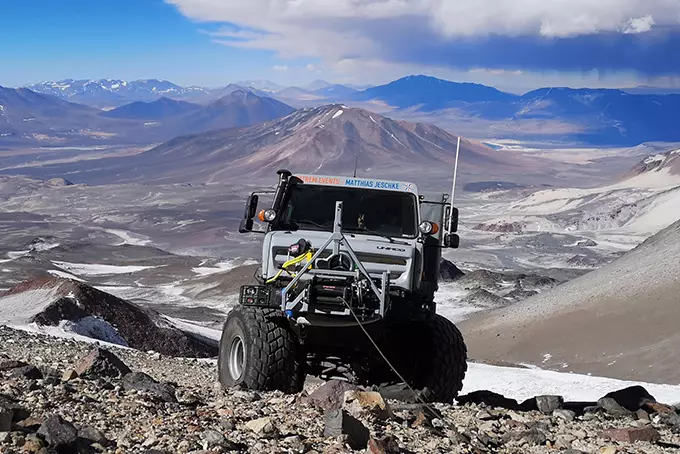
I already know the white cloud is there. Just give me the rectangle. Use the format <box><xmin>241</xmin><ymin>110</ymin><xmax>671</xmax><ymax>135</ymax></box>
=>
<box><xmin>272</xmin><ymin>64</ymin><xmax>289</xmax><ymax>71</ymax></box>
<box><xmin>168</xmin><ymin>0</ymin><xmax>680</xmax><ymax>79</ymax></box>
<box><xmin>623</xmin><ymin>15</ymin><xmax>656</xmax><ymax>34</ymax></box>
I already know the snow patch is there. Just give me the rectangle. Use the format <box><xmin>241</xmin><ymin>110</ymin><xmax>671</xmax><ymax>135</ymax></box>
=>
<box><xmin>332</xmin><ymin>109</ymin><xmax>344</xmax><ymax>119</ymax></box>
<box><xmin>60</xmin><ymin>317</ymin><xmax>128</xmax><ymax>346</ymax></box>
<box><xmin>52</xmin><ymin>261</ymin><xmax>158</xmax><ymax>276</ymax></box>
<box><xmin>161</xmin><ymin>315</ymin><xmax>221</xmax><ymax>342</ymax></box>
<box><xmin>463</xmin><ymin>362</ymin><xmax>680</xmax><ymax>405</ymax></box>
<box><xmin>0</xmin><ymin>287</ymin><xmax>61</xmax><ymax>325</ymax></box>
<box><xmin>105</xmin><ymin>229</ymin><xmax>152</xmax><ymax>246</ymax></box>
<box><xmin>192</xmin><ymin>258</ymin><xmax>258</xmax><ymax>276</ymax></box>
<box><xmin>644</xmin><ymin>154</ymin><xmax>666</xmax><ymax>165</ymax></box>
<box><xmin>47</xmin><ymin>270</ymin><xmax>86</xmax><ymax>282</ymax></box>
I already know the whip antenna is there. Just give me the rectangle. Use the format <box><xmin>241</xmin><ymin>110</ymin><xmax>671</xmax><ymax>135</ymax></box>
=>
<box><xmin>353</xmin><ymin>154</ymin><xmax>359</xmax><ymax>178</ymax></box>
<box><xmin>449</xmin><ymin>136</ymin><xmax>461</xmax><ymax>231</ymax></box>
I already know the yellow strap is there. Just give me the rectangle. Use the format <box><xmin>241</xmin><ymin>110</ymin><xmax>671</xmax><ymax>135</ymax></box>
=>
<box><xmin>266</xmin><ymin>250</ymin><xmax>314</xmax><ymax>284</ymax></box>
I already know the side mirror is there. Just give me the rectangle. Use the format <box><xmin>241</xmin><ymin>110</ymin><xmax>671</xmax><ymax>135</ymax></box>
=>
<box><xmin>239</xmin><ymin>218</ymin><xmax>254</xmax><ymax>233</ymax></box>
<box><xmin>449</xmin><ymin>207</ymin><xmax>459</xmax><ymax>232</ymax></box>
<box><xmin>245</xmin><ymin>194</ymin><xmax>259</xmax><ymax>219</ymax></box>
<box><xmin>443</xmin><ymin>233</ymin><xmax>460</xmax><ymax>249</ymax></box>
<box><xmin>444</xmin><ymin>206</ymin><xmax>459</xmax><ymax>233</ymax></box>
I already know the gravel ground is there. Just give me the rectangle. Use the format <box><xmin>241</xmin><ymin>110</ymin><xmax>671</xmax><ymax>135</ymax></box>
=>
<box><xmin>2</xmin><ymin>326</ymin><xmax>680</xmax><ymax>453</ymax></box>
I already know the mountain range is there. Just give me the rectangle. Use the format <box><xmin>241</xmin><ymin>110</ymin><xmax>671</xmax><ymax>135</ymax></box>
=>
<box><xmin>0</xmin><ymin>104</ymin><xmax>534</xmax><ymax>185</ymax></box>
<box><xmin>14</xmin><ymin>75</ymin><xmax>680</xmax><ymax>146</ymax></box>
<box><xmin>0</xmin><ymin>86</ymin><xmax>296</xmax><ymax>146</ymax></box>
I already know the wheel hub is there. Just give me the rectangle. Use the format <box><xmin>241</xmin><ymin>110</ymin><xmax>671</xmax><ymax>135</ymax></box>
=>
<box><xmin>228</xmin><ymin>335</ymin><xmax>245</xmax><ymax>380</ymax></box>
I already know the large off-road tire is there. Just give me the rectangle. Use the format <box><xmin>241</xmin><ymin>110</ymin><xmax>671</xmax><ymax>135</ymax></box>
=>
<box><xmin>377</xmin><ymin>314</ymin><xmax>468</xmax><ymax>403</ymax></box>
<box><xmin>218</xmin><ymin>306</ymin><xmax>304</xmax><ymax>393</ymax></box>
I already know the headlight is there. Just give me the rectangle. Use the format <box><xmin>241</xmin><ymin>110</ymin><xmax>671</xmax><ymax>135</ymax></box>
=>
<box><xmin>264</xmin><ymin>209</ymin><xmax>277</xmax><ymax>222</ymax></box>
<box><xmin>419</xmin><ymin>221</ymin><xmax>439</xmax><ymax>235</ymax></box>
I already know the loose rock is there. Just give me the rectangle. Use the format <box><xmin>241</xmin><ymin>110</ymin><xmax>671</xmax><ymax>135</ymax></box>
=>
<box><xmin>343</xmin><ymin>390</ymin><xmax>394</xmax><ymax>420</ymax></box>
<box><xmin>536</xmin><ymin>395</ymin><xmax>564</xmax><ymax>414</ymax></box>
<box><xmin>74</xmin><ymin>347</ymin><xmax>131</xmax><ymax>378</ymax></box>
<box><xmin>306</xmin><ymin>380</ymin><xmax>358</xmax><ymax>411</ymax></box>
<box><xmin>37</xmin><ymin>414</ymin><xmax>78</xmax><ymax>448</ymax></box>
<box><xmin>122</xmin><ymin>371</ymin><xmax>176</xmax><ymax>402</ymax></box>
<box><xmin>324</xmin><ymin>409</ymin><xmax>369</xmax><ymax>450</ymax></box>
<box><xmin>600</xmin><ymin>426</ymin><xmax>661</xmax><ymax>443</ymax></box>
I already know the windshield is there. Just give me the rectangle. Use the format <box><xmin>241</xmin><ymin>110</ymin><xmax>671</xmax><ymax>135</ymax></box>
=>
<box><xmin>276</xmin><ymin>184</ymin><xmax>418</xmax><ymax>238</ymax></box>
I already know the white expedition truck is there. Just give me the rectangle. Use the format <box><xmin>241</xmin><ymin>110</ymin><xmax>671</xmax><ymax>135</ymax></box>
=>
<box><xmin>218</xmin><ymin>169</ymin><xmax>467</xmax><ymax>403</ymax></box>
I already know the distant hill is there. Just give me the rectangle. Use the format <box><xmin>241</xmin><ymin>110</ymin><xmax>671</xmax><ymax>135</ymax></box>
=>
<box><xmin>312</xmin><ymin>84</ymin><xmax>358</xmax><ymax>99</ymax></box>
<box><xmin>0</xmin><ymin>85</ymin><xmax>107</xmax><ymax>145</ymax></box>
<box><xmin>305</xmin><ymin>80</ymin><xmax>334</xmax><ymax>91</ymax></box>
<box><xmin>0</xmin><ymin>85</ymin><xmax>295</xmax><ymax>147</ymax></box>
<box><xmin>348</xmin><ymin>76</ymin><xmax>680</xmax><ymax>145</ymax></box>
<box><xmin>514</xmin><ymin>88</ymin><xmax>680</xmax><ymax>145</ymax></box>
<box><xmin>101</xmin><ymin>97</ymin><xmax>202</xmax><ymax>120</ymax></box>
<box><xmin>174</xmin><ymin>89</ymin><xmax>295</xmax><ymax>134</ymax></box>
<box><xmin>350</xmin><ymin>75</ymin><xmax>518</xmax><ymax>111</ymax></box>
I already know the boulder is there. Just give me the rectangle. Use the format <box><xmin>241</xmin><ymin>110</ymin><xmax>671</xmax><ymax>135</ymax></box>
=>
<box><xmin>597</xmin><ymin>398</ymin><xmax>635</xmax><ymax>417</ymax></box>
<box><xmin>306</xmin><ymin>380</ymin><xmax>358</xmax><ymax>411</ymax></box>
<box><xmin>603</xmin><ymin>386</ymin><xmax>656</xmax><ymax>412</ymax></box>
<box><xmin>74</xmin><ymin>348</ymin><xmax>131</xmax><ymax>379</ymax></box>
<box><xmin>122</xmin><ymin>372</ymin><xmax>176</xmax><ymax>403</ymax></box>
<box><xmin>456</xmin><ymin>390</ymin><xmax>520</xmax><ymax>411</ymax></box>
<box><xmin>37</xmin><ymin>415</ymin><xmax>78</xmax><ymax>449</ymax></box>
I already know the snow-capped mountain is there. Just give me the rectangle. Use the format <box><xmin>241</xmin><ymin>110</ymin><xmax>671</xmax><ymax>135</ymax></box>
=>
<box><xmin>24</xmin><ymin>79</ymin><xmax>209</xmax><ymax>108</ymax></box>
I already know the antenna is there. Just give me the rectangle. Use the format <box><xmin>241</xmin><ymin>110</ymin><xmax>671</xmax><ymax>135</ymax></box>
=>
<box><xmin>448</xmin><ymin>136</ymin><xmax>461</xmax><ymax>231</ymax></box>
<box><xmin>353</xmin><ymin>154</ymin><xmax>359</xmax><ymax>178</ymax></box>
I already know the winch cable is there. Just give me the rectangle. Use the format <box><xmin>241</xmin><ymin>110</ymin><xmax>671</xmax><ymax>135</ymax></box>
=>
<box><xmin>339</xmin><ymin>297</ymin><xmax>446</xmax><ymax>421</ymax></box>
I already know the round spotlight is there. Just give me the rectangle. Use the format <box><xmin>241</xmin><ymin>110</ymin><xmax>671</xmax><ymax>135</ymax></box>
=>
<box><xmin>419</xmin><ymin>221</ymin><xmax>434</xmax><ymax>234</ymax></box>
<box><xmin>263</xmin><ymin>209</ymin><xmax>277</xmax><ymax>222</ymax></box>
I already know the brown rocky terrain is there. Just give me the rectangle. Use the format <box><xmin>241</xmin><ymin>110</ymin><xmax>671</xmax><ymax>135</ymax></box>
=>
<box><xmin>0</xmin><ymin>277</ymin><xmax>217</xmax><ymax>358</ymax></box>
<box><xmin>2</xmin><ymin>325</ymin><xmax>680</xmax><ymax>453</ymax></box>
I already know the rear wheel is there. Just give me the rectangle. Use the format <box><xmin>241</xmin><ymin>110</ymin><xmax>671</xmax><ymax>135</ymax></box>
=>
<box><xmin>218</xmin><ymin>306</ymin><xmax>304</xmax><ymax>393</ymax></box>
<box><xmin>375</xmin><ymin>314</ymin><xmax>468</xmax><ymax>403</ymax></box>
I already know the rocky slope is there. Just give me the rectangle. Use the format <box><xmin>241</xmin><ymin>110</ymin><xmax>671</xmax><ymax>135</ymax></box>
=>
<box><xmin>0</xmin><ymin>277</ymin><xmax>217</xmax><ymax>358</ymax></box>
<box><xmin>459</xmin><ymin>218</ymin><xmax>680</xmax><ymax>384</ymax></box>
<box><xmin>2</xmin><ymin>325</ymin><xmax>680</xmax><ymax>453</ymax></box>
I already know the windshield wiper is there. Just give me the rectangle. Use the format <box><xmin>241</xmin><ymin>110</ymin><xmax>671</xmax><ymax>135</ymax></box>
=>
<box><xmin>343</xmin><ymin>227</ymin><xmax>395</xmax><ymax>243</ymax></box>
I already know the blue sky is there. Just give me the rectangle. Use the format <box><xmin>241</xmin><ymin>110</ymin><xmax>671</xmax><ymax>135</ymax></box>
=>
<box><xmin>1</xmin><ymin>0</ymin><xmax>317</xmax><ymax>87</ymax></box>
<box><xmin>2</xmin><ymin>0</ymin><xmax>680</xmax><ymax>92</ymax></box>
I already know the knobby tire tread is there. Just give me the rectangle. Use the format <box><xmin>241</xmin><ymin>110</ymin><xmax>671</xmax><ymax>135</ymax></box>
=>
<box><xmin>222</xmin><ymin>306</ymin><xmax>304</xmax><ymax>393</ymax></box>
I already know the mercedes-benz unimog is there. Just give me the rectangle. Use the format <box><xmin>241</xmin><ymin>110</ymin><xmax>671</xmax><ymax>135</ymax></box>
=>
<box><xmin>218</xmin><ymin>169</ymin><xmax>467</xmax><ymax>403</ymax></box>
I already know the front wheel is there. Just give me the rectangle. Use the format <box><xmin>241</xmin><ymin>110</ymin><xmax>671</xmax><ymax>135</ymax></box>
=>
<box><xmin>377</xmin><ymin>314</ymin><xmax>468</xmax><ymax>403</ymax></box>
<box><xmin>218</xmin><ymin>306</ymin><xmax>304</xmax><ymax>393</ymax></box>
